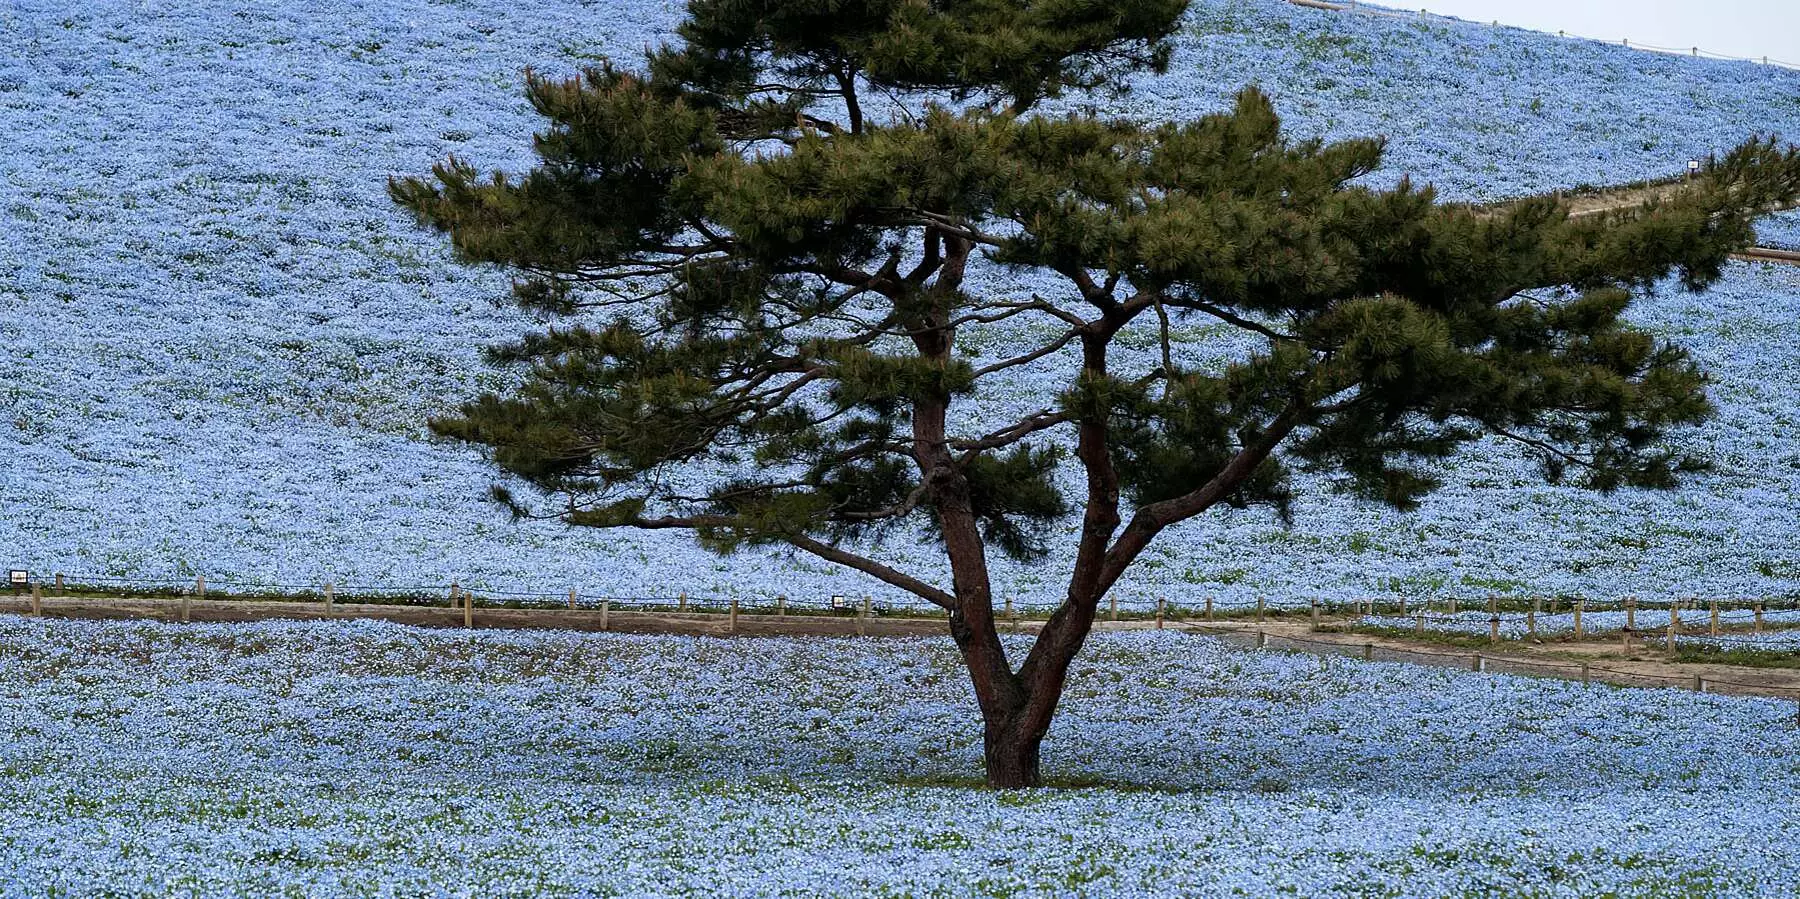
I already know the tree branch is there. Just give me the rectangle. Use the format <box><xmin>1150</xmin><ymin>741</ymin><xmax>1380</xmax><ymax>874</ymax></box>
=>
<box><xmin>952</xmin><ymin>409</ymin><xmax>1073</xmax><ymax>459</ymax></box>
<box><xmin>1485</xmin><ymin>423</ymin><xmax>1600</xmax><ymax>470</ymax></box>
<box><xmin>783</xmin><ymin>535</ymin><xmax>956</xmax><ymax>610</ymax></box>
<box><xmin>1093</xmin><ymin>403</ymin><xmax>1306</xmax><ymax>596</ymax></box>
<box><xmin>969</xmin><ymin>325</ymin><xmax>1083</xmax><ymax>378</ymax></box>
<box><xmin>1163</xmin><ymin>297</ymin><xmax>1299</xmax><ymax>342</ymax></box>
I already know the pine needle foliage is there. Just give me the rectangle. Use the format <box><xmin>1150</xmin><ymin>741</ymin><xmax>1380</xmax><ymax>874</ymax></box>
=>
<box><xmin>392</xmin><ymin>0</ymin><xmax>1800</xmax><ymax>787</ymax></box>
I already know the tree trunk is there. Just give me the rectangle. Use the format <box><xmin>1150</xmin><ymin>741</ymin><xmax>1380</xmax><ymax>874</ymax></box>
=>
<box><xmin>983</xmin><ymin>710</ymin><xmax>1045</xmax><ymax>789</ymax></box>
<box><xmin>956</xmin><ymin>601</ymin><xmax>1099</xmax><ymax>789</ymax></box>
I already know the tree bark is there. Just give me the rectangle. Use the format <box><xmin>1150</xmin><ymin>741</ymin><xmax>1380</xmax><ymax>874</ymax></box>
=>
<box><xmin>982</xmin><ymin>707</ymin><xmax>1045</xmax><ymax>789</ymax></box>
<box><xmin>909</xmin><ymin>231</ymin><xmax>1041</xmax><ymax>788</ymax></box>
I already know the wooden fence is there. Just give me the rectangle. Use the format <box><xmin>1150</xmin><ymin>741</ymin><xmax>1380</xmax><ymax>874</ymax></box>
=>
<box><xmin>5</xmin><ymin>572</ymin><xmax>1800</xmax><ymax>702</ymax></box>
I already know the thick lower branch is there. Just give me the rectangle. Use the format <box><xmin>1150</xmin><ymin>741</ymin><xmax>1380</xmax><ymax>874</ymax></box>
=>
<box><xmin>783</xmin><ymin>534</ymin><xmax>956</xmax><ymax>610</ymax></box>
<box><xmin>1093</xmin><ymin>404</ymin><xmax>1305</xmax><ymax>596</ymax></box>
<box><xmin>1015</xmin><ymin>332</ymin><xmax>1120</xmax><ymax>708</ymax></box>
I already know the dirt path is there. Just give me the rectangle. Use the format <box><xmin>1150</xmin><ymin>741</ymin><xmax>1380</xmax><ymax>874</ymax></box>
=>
<box><xmin>1187</xmin><ymin>617</ymin><xmax>1800</xmax><ymax>698</ymax></box>
<box><xmin>4</xmin><ymin>594</ymin><xmax>1796</xmax><ymax>700</ymax></box>
<box><xmin>0</xmin><ymin>593</ymin><xmax>1162</xmax><ymax>639</ymax></box>
<box><xmin>1466</xmin><ymin>180</ymin><xmax>1800</xmax><ymax>264</ymax></box>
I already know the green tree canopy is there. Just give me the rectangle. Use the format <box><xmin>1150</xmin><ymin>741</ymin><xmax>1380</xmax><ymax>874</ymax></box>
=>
<box><xmin>392</xmin><ymin>0</ymin><xmax>1800</xmax><ymax>787</ymax></box>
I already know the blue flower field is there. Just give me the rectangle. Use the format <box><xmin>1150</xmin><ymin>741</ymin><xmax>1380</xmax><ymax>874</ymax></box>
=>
<box><xmin>0</xmin><ymin>616</ymin><xmax>1795</xmax><ymax>896</ymax></box>
<box><xmin>3</xmin><ymin>0</ymin><xmax>1799</xmax><ymax>608</ymax></box>
<box><xmin>6</xmin><ymin>3</ymin><xmax>1800</xmax><ymax>894</ymax></box>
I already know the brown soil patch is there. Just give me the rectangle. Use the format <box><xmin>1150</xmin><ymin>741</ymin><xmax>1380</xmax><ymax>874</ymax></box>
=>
<box><xmin>1188</xmin><ymin>616</ymin><xmax>1800</xmax><ymax>698</ymax></box>
<box><xmin>3</xmin><ymin>595</ymin><xmax>1796</xmax><ymax>698</ymax></box>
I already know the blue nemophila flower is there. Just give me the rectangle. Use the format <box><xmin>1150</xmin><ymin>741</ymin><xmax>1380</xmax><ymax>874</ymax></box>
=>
<box><xmin>2</xmin><ymin>0</ymin><xmax>1800</xmax><ymax>610</ymax></box>
<box><xmin>0</xmin><ymin>616</ymin><xmax>1795</xmax><ymax>895</ymax></box>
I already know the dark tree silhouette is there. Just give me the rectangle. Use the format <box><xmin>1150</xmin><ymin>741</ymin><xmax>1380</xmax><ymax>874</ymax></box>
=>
<box><xmin>393</xmin><ymin>0</ymin><xmax>1800</xmax><ymax>787</ymax></box>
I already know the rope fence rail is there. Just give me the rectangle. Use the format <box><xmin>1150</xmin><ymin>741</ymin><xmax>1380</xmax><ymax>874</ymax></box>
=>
<box><xmin>7</xmin><ymin>570</ymin><xmax>1800</xmax><ymax>710</ymax></box>
<box><xmin>8</xmin><ymin>571</ymin><xmax>1800</xmax><ymax>624</ymax></box>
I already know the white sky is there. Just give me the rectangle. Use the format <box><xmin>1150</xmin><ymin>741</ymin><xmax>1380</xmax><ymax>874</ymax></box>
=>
<box><xmin>1406</xmin><ymin>0</ymin><xmax>1800</xmax><ymax>64</ymax></box>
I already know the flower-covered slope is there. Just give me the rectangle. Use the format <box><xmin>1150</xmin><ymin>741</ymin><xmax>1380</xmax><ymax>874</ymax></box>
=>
<box><xmin>2</xmin><ymin>0</ymin><xmax>1799</xmax><ymax>604</ymax></box>
<box><xmin>0</xmin><ymin>616</ymin><xmax>1794</xmax><ymax>896</ymax></box>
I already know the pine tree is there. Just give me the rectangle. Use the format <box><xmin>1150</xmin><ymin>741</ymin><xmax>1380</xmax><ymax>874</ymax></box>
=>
<box><xmin>392</xmin><ymin>0</ymin><xmax>1800</xmax><ymax>788</ymax></box>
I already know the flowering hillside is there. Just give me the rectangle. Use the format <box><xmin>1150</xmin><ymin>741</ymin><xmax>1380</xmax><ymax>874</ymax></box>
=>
<box><xmin>3</xmin><ymin>0</ymin><xmax>1799</xmax><ymax>605</ymax></box>
<box><xmin>0</xmin><ymin>616</ymin><xmax>1794</xmax><ymax>895</ymax></box>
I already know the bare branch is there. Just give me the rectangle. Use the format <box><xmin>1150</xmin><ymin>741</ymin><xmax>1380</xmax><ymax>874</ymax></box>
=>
<box><xmin>952</xmin><ymin>409</ymin><xmax>1073</xmax><ymax>458</ymax></box>
<box><xmin>836</xmin><ymin>482</ymin><xmax>931</xmax><ymax>521</ymax></box>
<box><xmin>888</xmin><ymin>209</ymin><xmax>1007</xmax><ymax>248</ymax></box>
<box><xmin>1163</xmin><ymin>296</ymin><xmax>1299</xmax><ymax>342</ymax></box>
<box><xmin>1486</xmin><ymin>424</ymin><xmax>1600</xmax><ymax>470</ymax></box>
<box><xmin>970</xmin><ymin>325</ymin><xmax>1082</xmax><ymax>378</ymax></box>
<box><xmin>784</xmin><ymin>534</ymin><xmax>956</xmax><ymax>609</ymax></box>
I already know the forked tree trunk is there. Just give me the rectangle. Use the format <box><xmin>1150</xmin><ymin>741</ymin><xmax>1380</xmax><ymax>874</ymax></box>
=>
<box><xmin>954</xmin><ymin>593</ymin><xmax>1096</xmax><ymax>789</ymax></box>
<box><xmin>983</xmin><ymin>708</ymin><xmax>1048</xmax><ymax>789</ymax></box>
<box><xmin>949</xmin><ymin>604</ymin><xmax>1046</xmax><ymax>789</ymax></box>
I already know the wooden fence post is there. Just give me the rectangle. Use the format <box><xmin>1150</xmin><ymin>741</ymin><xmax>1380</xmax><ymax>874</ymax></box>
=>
<box><xmin>1621</xmin><ymin>628</ymin><xmax>1633</xmax><ymax>654</ymax></box>
<box><xmin>1580</xmin><ymin>662</ymin><xmax>1591</xmax><ymax>684</ymax></box>
<box><xmin>1693</xmin><ymin>675</ymin><xmax>1705</xmax><ymax>692</ymax></box>
<box><xmin>568</xmin><ymin>589</ymin><xmax>576</xmax><ymax>611</ymax></box>
<box><xmin>30</xmin><ymin>582</ymin><xmax>41</xmax><ymax>617</ymax></box>
<box><xmin>857</xmin><ymin>596</ymin><xmax>870</xmax><ymax>636</ymax></box>
<box><xmin>324</xmin><ymin>582</ymin><xmax>334</xmax><ymax>619</ymax></box>
<box><xmin>1310</xmin><ymin>599</ymin><xmax>1320</xmax><ymax>631</ymax></box>
<box><xmin>1004</xmin><ymin>596</ymin><xmax>1014</xmax><ymax>622</ymax></box>
<box><xmin>1109</xmin><ymin>595</ymin><xmax>1118</xmax><ymax>622</ymax></box>
<box><xmin>450</xmin><ymin>581</ymin><xmax>459</xmax><ymax>611</ymax></box>
<box><xmin>1362</xmin><ymin>642</ymin><xmax>1373</xmax><ymax>661</ymax></box>
<box><xmin>53</xmin><ymin>573</ymin><xmax>63</xmax><ymax>597</ymax></box>
<box><xmin>1256</xmin><ymin>596</ymin><xmax>1265</xmax><ymax>623</ymax></box>
<box><xmin>729</xmin><ymin>598</ymin><xmax>739</xmax><ymax>634</ymax></box>
<box><xmin>1529</xmin><ymin>597</ymin><xmax>1539</xmax><ymax>639</ymax></box>
<box><xmin>1489</xmin><ymin>615</ymin><xmax>1500</xmax><ymax>644</ymax></box>
<box><xmin>1755</xmin><ymin>604</ymin><xmax>1764</xmax><ymax>633</ymax></box>
<box><xmin>600</xmin><ymin>599</ymin><xmax>610</xmax><ymax>632</ymax></box>
<box><xmin>1666</xmin><ymin>618</ymin><xmax>1677</xmax><ymax>657</ymax></box>
<box><xmin>777</xmin><ymin>595</ymin><xmax>787</xmax><ymax>617</ymax></box>
<box><xmin>679</xmin><ymin>592</ymin><xmax>688</xmax><ymax>613</ymax></box>
<box><xmin>1670</xmin><ymin>601</ymin><xmax>1681</xmax><ymax>630</ymax></box>
<box><xmin>1256</xmin><ymin>630</ymin><xmax>1266</xmax><ymax>649</ymax></box>
<box><xmin>1625</xmin><ymin>597</ymin><xmax>1635</xmax><ymax>631</ymax></box>
<box><xmin>1487</xmin><ymin>595</ymin><xmax>1497</xmax><ymax>616</ymax></box>
<box><xmin>464</xmin><ymin>588</ymin><xmax>473</xmax><ymax>629</ymax></box>
<box><xmin>196</xmin><ymin>574</ymin><xmax>205</xmax><ymax>602</ymax></box>
<box><xmin>1414</xmin><ymin>612</ymin><xmax>1424</xmax><ymax>635</ymax></box>
<box><xmin>1448</xmin><ymin>595</ymin><xmax>1457</xmax><ymax>616</ymax></box>
<box><xmin>179</xmin><ymin>589</ymin><xmax>191</xmax><ymax>624</ymax></box>
<box><xmin>1204</xmin><ymin>596</ymin><xmax>1213</xmax><ymax>622</ymax></box>
<box><xmin>1710</xmin><ymin>600</ymin><xmax>1719</xmax><ymax>637</ymax></box>
<box><xmin>1471</xmin><ymin>653</ymin><xmax>1482</xmax><ymax>672</ymax></box>
<box><xmin>1398</xmin><ymin>594</ymin><xmax>1407</xmax><ymax>615</ymax></box>
<box><xmin>1574</xmin><ymin>600</ymin><xmax>1584</xmax><ymax>637</ymax></box>
<box><xmin>1155</xmin><ymin>597</ymin><xmax>1165</xmax><ymax>630</ymax></box>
